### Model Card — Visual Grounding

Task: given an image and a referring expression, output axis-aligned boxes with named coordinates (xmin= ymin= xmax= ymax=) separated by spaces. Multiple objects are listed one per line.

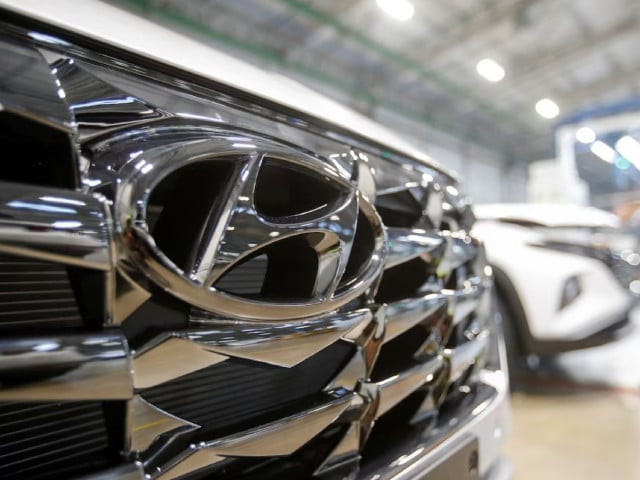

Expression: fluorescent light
xmin=376 ymin=0 xmax=414 ymax=21
xmin=590 ymin=141 xmax=616 ymax=163
xmin=615 ymin=135 xmax=640 ymax=169
xmin=575 ymin=127 xmax=596 ymax=144
xmin=476 ymin=59 xmax=505 ymax=82
xmin=535 ymin=98 xmax=559 ymax=119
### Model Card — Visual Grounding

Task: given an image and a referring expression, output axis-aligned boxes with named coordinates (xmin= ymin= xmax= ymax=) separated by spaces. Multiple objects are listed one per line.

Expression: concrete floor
xmin=504 ymin=306 xmax=640 ymax=479
xmin=506 ymin=392 xmax=640 ymax=479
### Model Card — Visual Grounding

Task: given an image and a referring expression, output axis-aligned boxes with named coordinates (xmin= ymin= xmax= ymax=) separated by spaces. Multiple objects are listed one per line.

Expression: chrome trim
xmin=132 ymin=338 xmax=228 ymax=389
xmin=0 ymin=333 xmax=132 ymax=401
xmin=0 ymin=36 xmax=74 ymax=132
xmin=314 ymin=423 xmax=360 ymax=476
xmin=385 ymin=228 xmax=445 ymax=269
xmin=326 ymin=306 xmax=385 ymax=390
xmin=130 ymin=396 xmax=199 ymax=452
xmin=437 ymin=232 xmax=480 ymax=277
xmin=105 ymin=127 xmax=386 ymax=321
xmin=188 ymin=308 xmax=372 ymax=367
xmin=384 ymin=294 xmax=447 ymax=343
xmin=326 ymin=351 xmax=367 ymax=391
xmin=447 ymin=331 xmax=490 ymax=383
xmin=412 ymin=363 xmax=450 ymax=423
xmin=376 ymin=356 xmax=444 ymax=418
xmin=54 ymin=58 xmax=169 ymax=140
xmin=156 ymin=390 xmax=353 ymax=480
xmin=447 ymin=280 xmax=486 ymax=324
xmin=354 ymin=380 xmax=381 ymax=448
xmin=113 ymin=269 xmax=152 ymax=325
xmin=424 ymin=182 xmax=444 ymax=230
xmin=74 ymin=462 xmax=145 ymax=480
xmin=0 ymin=181 xmax=112 ymax=270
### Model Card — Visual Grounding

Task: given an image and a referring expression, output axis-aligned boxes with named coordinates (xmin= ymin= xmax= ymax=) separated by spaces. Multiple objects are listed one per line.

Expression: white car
xmin=474 ymin=203 xmax=639 ymax=379
xmin=0 ymin=1 xmax=510 ymax=480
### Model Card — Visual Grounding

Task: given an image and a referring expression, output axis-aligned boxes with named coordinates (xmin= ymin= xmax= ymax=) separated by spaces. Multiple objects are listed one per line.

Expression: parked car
xmin=0 ymin=1 xmax=511 ymax=479
xmin=474 ymin=203 xmax=639 ymax=382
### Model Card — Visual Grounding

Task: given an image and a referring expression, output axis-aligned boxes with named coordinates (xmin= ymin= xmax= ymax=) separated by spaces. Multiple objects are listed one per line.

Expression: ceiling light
xmin=376 ymin=0 xmax=414 ymax=21
xmin=615 ymin=135 xmax=640 ymax=169
xmin=535 ymin=98 xmax=559 ymax=119
xmin=575 ymin=127 xmax=596 ymax=144
xmin=476 ymin=59 xmax=505 ymax=82
xmin=590 ymin=141 xmax=616 ymax=163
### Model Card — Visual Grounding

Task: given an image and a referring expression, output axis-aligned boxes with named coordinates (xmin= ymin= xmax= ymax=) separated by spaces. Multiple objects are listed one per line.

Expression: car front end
xmin=0 ymin=2 xmax=510 ymax=479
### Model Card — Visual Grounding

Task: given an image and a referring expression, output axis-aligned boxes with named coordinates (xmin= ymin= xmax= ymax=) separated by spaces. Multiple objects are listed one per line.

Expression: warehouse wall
xmin=372 ymin=107 xmax=527 ymax=204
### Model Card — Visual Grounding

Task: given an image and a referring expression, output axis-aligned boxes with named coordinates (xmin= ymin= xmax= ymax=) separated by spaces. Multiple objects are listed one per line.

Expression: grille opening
xmin=120 ymin=293 xmax=189 ymax=349
xmin=375 ymin=258 xmax=437 ymax=304
xmin=148 ymin=160 xmax=236 ymax=271
xmin=339 ymin=210 xmax=375 ymax=287
xmin=253 ymin=158 xmax=342 ymax=219
xmin=371 ymin=303 xmax=448 ymax=382
xmin=67 ymin=268 xmax=106 ymax=330
xmin=214 ymin=254 xmax=267 ymax=296
xmin=361 ymin=391 xmax=429 ymax=462
xmin=0 ymin=112 xmax=77 ymax=189
xmin=374 ymin=191 xmax=422 ymax=228
xmin=0 ymin=254 xmax=83 ymax=332
xmin=0 ymin=401 xmax=114 ymax=480
xmin=140 ymin=341 xmax=353 ymax=439
xmin=371 ymin=324 xmax=431 ymax=382
xmin=215 ymin=233 xmax=320 ymax=300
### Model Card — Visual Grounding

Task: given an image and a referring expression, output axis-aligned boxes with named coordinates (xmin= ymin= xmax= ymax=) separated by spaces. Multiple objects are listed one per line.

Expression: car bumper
xmin=358 ymin=341 xmax=512 ymax=480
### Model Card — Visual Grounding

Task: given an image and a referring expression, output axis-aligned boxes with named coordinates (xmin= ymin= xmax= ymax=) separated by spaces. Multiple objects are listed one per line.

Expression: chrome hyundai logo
xmin=114 ymin=128 xmax=385 ymax=321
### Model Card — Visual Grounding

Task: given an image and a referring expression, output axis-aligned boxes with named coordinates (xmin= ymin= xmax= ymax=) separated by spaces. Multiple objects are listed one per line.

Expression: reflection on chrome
xmin=437 ymin=232 xmax=480 ymax=276
xmin=384 ymin=294 xmax=447 ymax=343
xmin=447 ymin=330 xmax=490 ymax=383
xmin=130 ymin=396 xmax=199 ymax=452
xmin=0 ymin=333 xmax=132 ymax=401
xmin=385 ymin=227 xmax=445 ymax=268
xmin=376 ymin=356 xmax=444 ymax=418
xmin=0 ymin=37 xmax=74 ymax=132
xmin=0 ymin=182 xmax=112 ymax=270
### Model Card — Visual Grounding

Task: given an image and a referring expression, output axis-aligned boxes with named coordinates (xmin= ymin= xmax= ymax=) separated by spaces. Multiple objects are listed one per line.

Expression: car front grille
xmin=0 ymin=20 xmax=501 ymax=480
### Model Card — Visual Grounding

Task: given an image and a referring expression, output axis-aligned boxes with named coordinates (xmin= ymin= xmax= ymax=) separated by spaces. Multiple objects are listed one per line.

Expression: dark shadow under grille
xmin=0 ymin=255 xmax=82 ymax=331
xmin=0 ymin=112 xmax=77 ymax=189
xmin=141 ymin=341 xmax=353 ymax=435
xmin=0 ymin=401 xmax=111 ymax=480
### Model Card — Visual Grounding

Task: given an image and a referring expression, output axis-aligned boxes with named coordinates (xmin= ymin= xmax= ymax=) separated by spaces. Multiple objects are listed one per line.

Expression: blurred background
xmin=112 ymin=1 xmax=640 ymax=478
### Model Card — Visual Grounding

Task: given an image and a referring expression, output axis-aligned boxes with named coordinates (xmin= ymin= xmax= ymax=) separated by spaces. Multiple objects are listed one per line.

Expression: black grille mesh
xmin=0 ymin=255 xmax=82 ymax=331
xmin=141 ymin=341 xmax=353 ymax=434
xmin=0 ymin=401 xmax=111 ymax=480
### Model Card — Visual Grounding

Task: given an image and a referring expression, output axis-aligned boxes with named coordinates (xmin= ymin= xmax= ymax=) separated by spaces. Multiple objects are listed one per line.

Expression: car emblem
xmin=114 ymin=128 xmax=385 ymax=320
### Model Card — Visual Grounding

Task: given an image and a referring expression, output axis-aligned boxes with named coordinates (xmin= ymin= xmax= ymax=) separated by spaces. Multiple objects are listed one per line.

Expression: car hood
xmin=474 ymin=203 xmax=620 ymax=228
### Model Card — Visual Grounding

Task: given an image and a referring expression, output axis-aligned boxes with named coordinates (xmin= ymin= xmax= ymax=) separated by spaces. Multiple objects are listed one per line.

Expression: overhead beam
xmin=112 ymin=0 xmax=515 ymax=157
xmin=417 ymin=0 xmax=536 ymax=62
xmin=285 ymin=0 xmax=369 ymax=63
xmin=559 ymin=65 xmax=640 ymax=110
xmin=274 ymin=0 xmax=530 ymax=130
xmin=510 ymin=17 xmax=638 ymax=81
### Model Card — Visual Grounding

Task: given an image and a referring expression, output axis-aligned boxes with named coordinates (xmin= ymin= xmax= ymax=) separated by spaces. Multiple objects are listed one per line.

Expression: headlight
xmin=0 ymin=19 xmax=505 ymax=480
xmin=530 ymin=227 xmax=640 ymax=295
